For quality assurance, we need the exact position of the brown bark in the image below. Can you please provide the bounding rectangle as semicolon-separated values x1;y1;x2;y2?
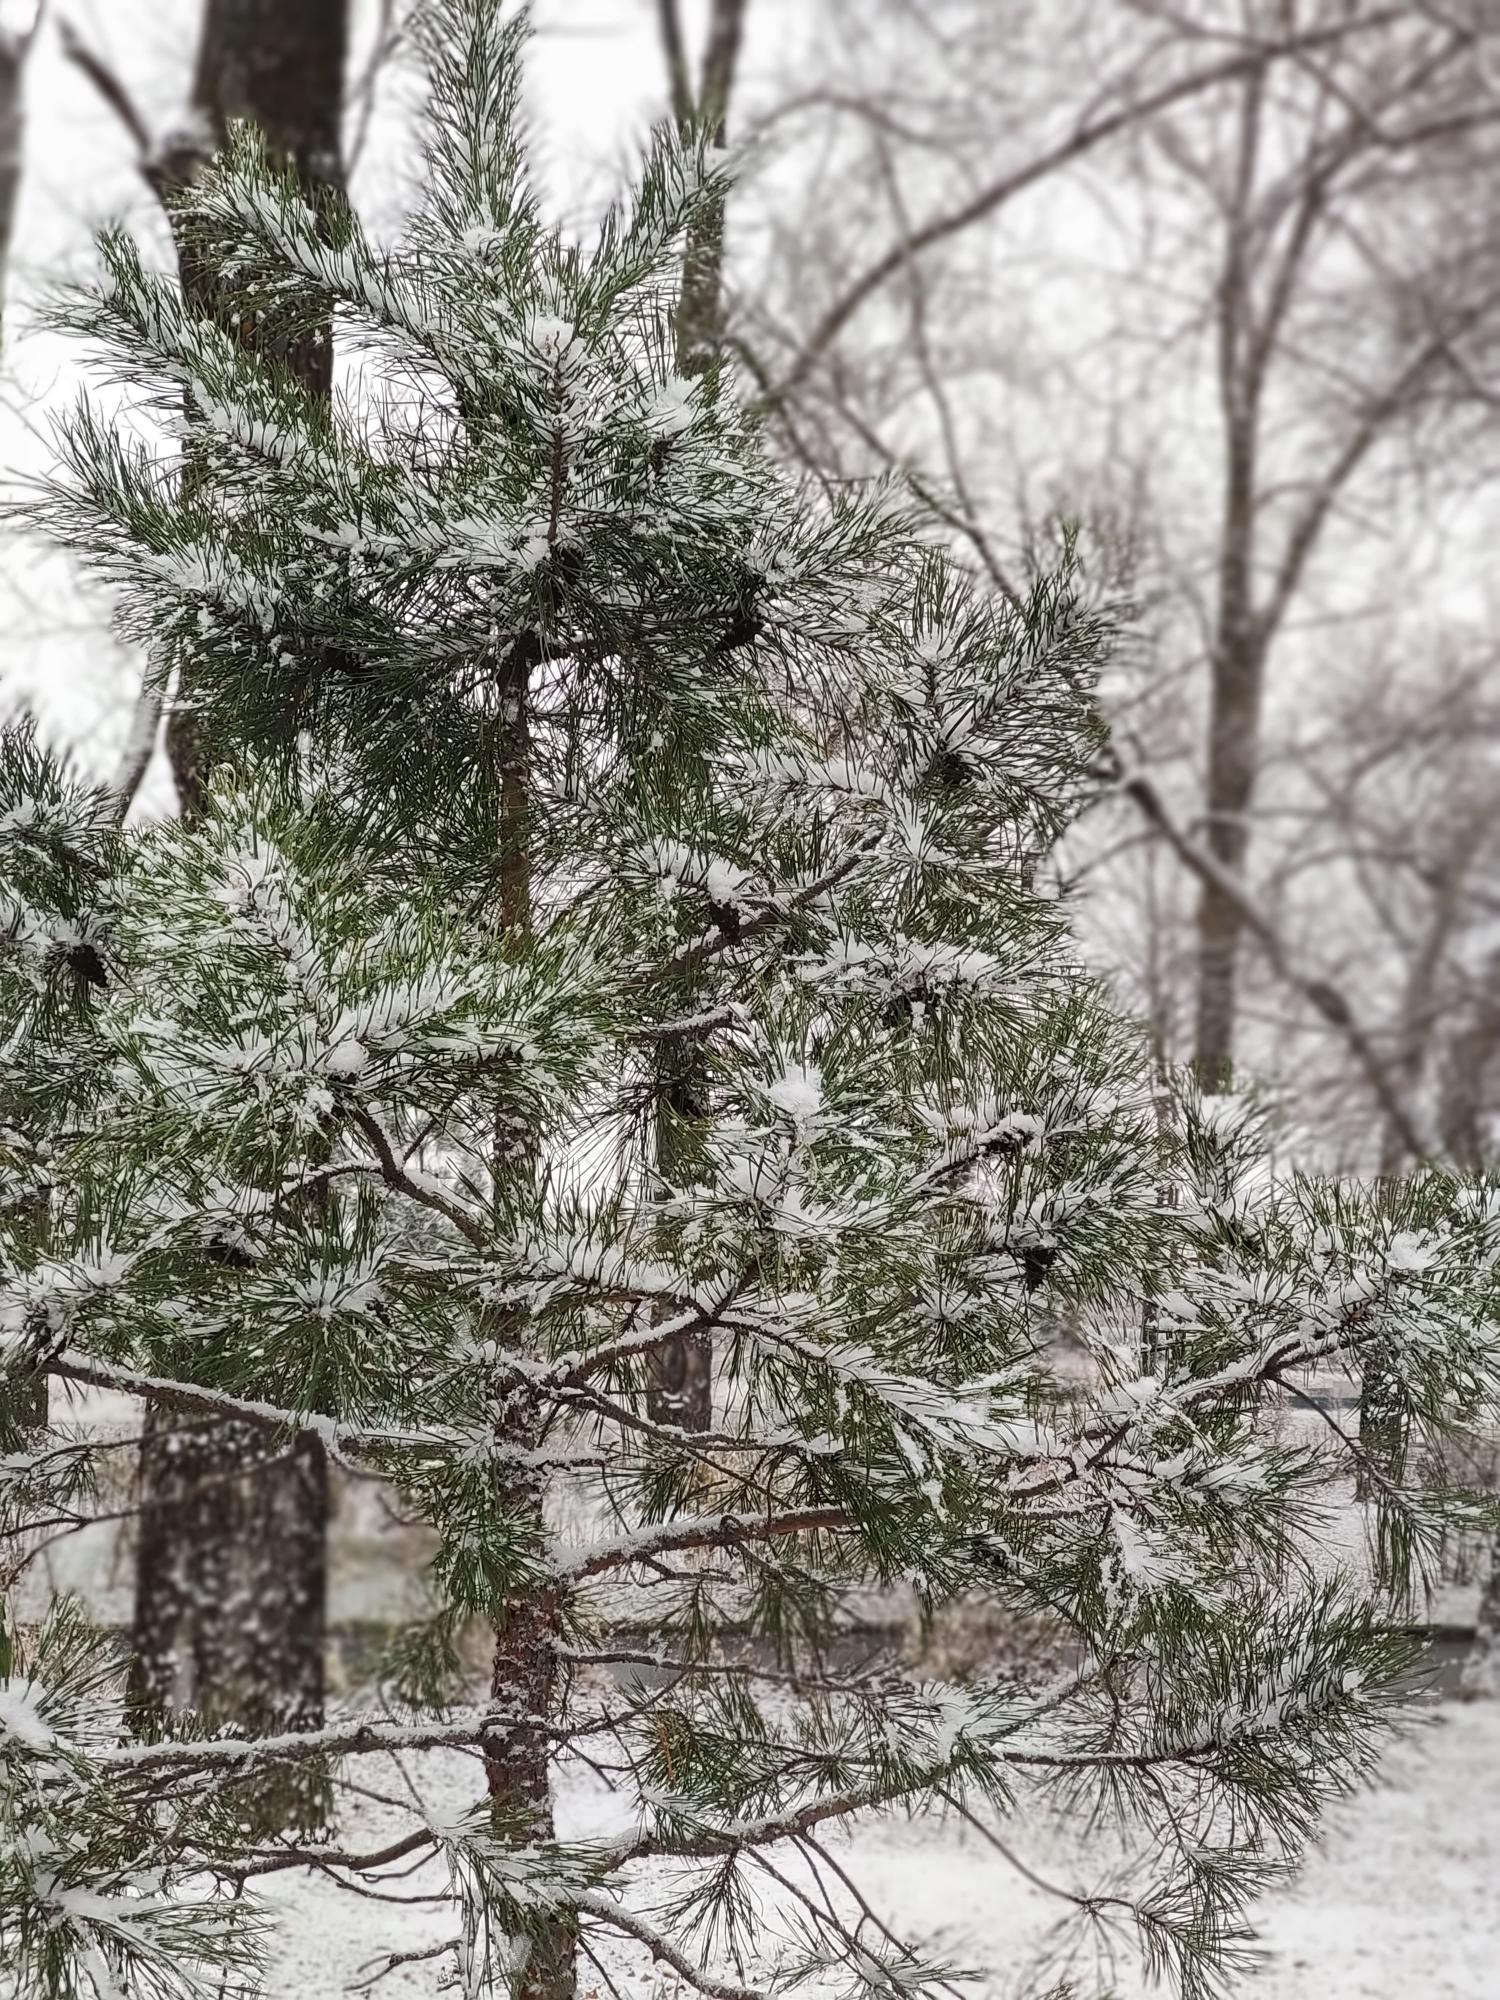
165;0;346;807
130;0;349;1824
480;579;572;1994
486;1383;572;2000
646;0;747;1434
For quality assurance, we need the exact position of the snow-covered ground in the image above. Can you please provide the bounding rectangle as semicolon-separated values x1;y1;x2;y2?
258;1696;1500;2000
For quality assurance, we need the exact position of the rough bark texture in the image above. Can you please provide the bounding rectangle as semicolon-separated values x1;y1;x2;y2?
482;632;576;2000
646;0;746;1433
129;1423;328;1822
131;0;348;1825
486;1392;571;2000
165;0;346;806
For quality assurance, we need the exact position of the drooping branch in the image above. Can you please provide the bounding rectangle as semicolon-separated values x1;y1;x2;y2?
348;1103;491;1251
576;1894;769;2000
43;1349;429;1462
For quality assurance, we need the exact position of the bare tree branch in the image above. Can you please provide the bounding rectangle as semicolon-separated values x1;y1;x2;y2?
1121;766;1429;1159
771;9;1413;401
57;16;153;162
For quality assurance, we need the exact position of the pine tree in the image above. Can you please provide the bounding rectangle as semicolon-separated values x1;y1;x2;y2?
3;5;1500;1996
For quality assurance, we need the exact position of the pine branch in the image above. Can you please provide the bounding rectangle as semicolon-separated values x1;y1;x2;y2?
576;1894;768;2000
348;1104;491;1251
562;1506;853;1582
99;1713;491;1776
647;831;887;986
42;1350;431;1464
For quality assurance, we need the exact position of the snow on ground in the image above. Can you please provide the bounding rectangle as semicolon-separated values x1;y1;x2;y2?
260;1698;1500;2000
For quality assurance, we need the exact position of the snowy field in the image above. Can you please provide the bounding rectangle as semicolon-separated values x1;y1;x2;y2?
257;1695;1500;2000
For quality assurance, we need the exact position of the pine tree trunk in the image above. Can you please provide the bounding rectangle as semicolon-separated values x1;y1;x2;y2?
646;0;746;1435
130;0;348;1827
483;637;575;2000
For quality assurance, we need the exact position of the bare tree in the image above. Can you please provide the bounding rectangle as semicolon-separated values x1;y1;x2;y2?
735;2;1500;1102
1148;4;1500;1084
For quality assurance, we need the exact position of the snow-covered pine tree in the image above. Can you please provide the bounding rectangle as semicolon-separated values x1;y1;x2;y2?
3;4;1500;1996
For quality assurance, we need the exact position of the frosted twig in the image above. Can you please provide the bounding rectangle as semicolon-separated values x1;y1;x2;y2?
575;1893;768;2000
107;677;162;821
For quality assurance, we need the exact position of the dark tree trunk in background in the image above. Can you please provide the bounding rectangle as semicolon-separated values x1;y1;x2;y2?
1193;618;1267;1094
0;8;43;339
130;1425;327;1725
0;26;26;327
165;0;346;805
1191;68;1265;1096
0;22;49;1439
131;0;349;1830
647;0;747;1434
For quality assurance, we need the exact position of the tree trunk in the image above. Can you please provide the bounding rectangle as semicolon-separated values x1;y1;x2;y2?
131;0;348;1825
1192;619;1267;1092
1463;1530;1500;1699
129;1421;328;1827
646;0;746;1433
1191;68;1265;1095
482;633;575;2000
0;23;47;1437
0;10;40;339
164;0;346;805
